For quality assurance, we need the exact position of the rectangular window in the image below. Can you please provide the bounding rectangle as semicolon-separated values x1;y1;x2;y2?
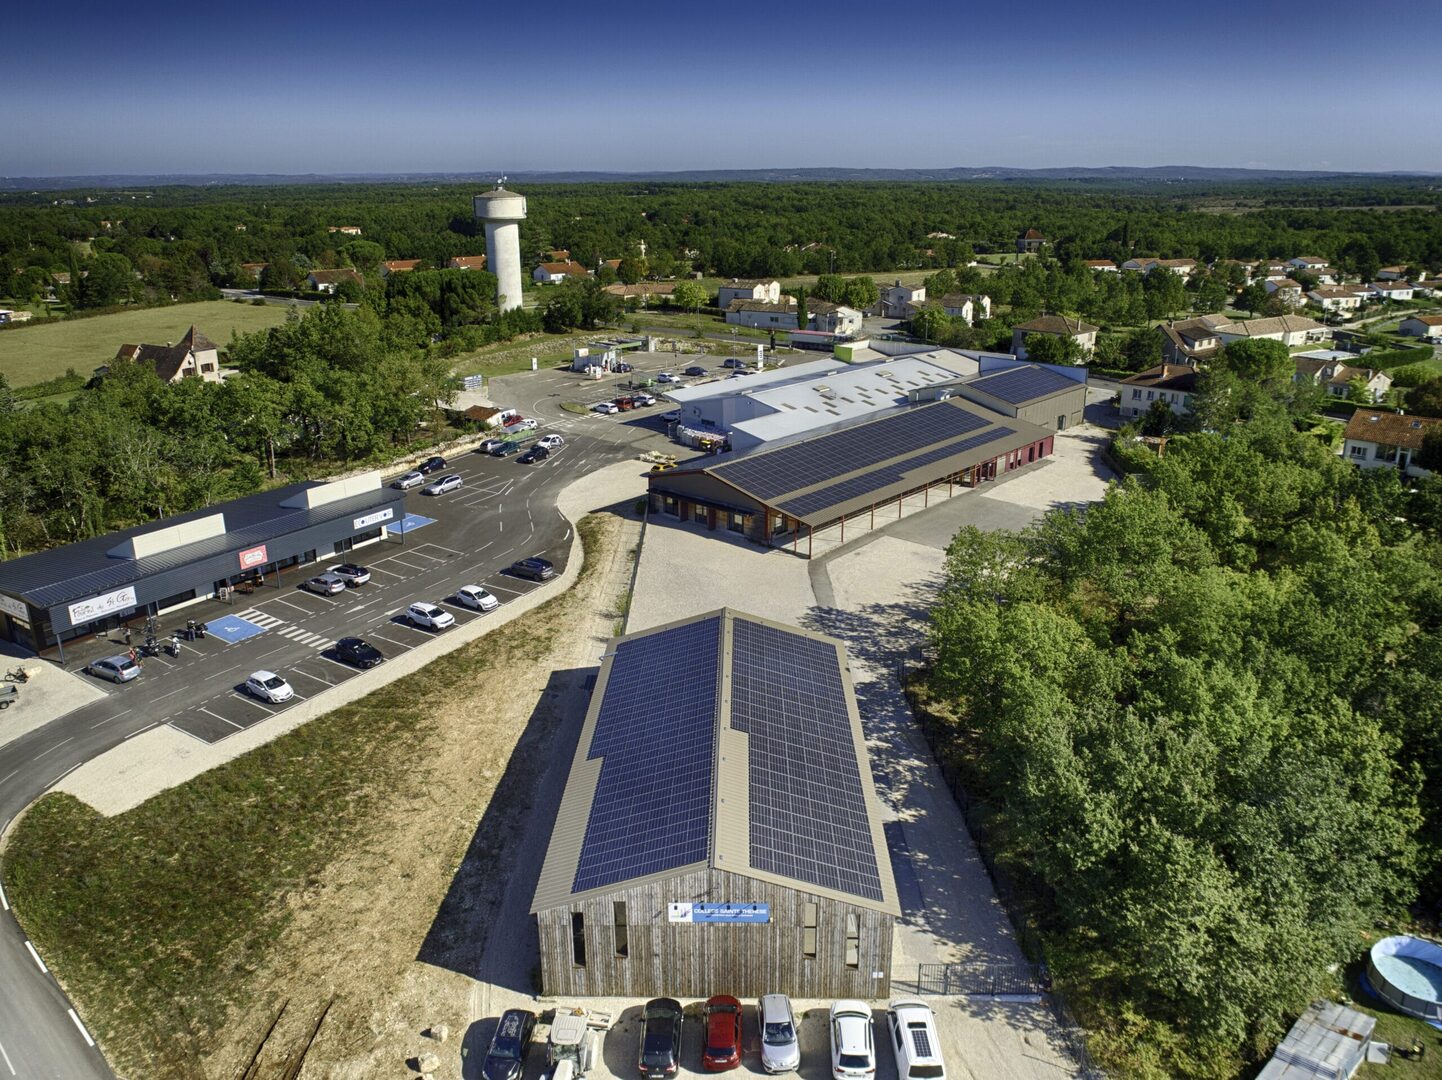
614;901;629;958
571;912;587;967
1146;391;1155;401
802;902;818;958
845;913;860;968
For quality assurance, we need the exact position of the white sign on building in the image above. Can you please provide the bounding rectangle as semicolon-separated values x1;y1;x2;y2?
67;586;138;626
0;593;27;621
353;508;395;531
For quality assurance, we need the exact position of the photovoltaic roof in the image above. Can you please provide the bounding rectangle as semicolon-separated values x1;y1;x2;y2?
963;364;1080;405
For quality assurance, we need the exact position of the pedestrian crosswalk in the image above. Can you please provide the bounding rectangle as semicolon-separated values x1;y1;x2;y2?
235;608;333;650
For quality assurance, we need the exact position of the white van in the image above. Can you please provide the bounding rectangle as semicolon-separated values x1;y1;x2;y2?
885;998;945;1080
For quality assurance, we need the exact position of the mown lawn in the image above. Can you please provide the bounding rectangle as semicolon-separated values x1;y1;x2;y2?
0;300;295;387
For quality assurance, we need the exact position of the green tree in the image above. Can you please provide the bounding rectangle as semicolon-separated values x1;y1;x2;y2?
78;252;135;307
1023;332;1084;365
1418;427;1442;473
1407;378;1442;416
342;240;385;272
671;279;707;313
1238;282;1270;315
1123;325;1165;371
844;276;879;312
1217;337;1293;385
616;256;646;285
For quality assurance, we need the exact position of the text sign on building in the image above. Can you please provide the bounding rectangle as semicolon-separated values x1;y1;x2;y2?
667;902;770;924
353;507;395;531
0;593;27;621
238;544;268;571
67;586;138;626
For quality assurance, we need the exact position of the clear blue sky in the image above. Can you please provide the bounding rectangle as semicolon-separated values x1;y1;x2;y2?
4;0;1439;176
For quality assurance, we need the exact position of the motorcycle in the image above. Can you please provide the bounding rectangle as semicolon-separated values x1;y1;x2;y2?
4;666;31;684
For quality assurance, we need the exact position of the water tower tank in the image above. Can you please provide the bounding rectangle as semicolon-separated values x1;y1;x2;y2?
473;183;528;312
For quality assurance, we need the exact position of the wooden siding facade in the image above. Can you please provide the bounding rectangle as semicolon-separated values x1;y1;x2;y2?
536;867;893;1000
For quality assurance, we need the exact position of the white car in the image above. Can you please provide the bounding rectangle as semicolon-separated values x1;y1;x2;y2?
591;401;620;414
886;999;945;1080
422;473;463;496
830;1001;875;1080
407;602;455;630
392;470;425;490
455;584;500;611
536;434;564;450
656;371;680;383
630;392;657;406
328;562;371;586
759;994;801;1074
245;670;294;704
505;417;539;431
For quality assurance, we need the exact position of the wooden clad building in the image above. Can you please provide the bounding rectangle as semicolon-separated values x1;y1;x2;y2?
531;609;900;1000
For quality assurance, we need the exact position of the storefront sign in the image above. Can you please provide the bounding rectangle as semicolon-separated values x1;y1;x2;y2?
67;586;138;626
667;902;770;924
0;593;26;621
238;544;269;571
353;507;395;531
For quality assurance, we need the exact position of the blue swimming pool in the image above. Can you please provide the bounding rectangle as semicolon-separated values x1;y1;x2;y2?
1368;936;1442;1022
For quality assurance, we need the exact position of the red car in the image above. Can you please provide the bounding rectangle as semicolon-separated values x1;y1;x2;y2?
703;995;743;1071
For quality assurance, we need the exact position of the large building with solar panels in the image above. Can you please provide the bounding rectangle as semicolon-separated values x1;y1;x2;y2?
531;609;900;999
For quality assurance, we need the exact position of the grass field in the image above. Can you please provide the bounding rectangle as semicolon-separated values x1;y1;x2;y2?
0;300;295;387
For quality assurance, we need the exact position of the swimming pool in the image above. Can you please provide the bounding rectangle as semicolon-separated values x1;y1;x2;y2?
1368;936;1442;1022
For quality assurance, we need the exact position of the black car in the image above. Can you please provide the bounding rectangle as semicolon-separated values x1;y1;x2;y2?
418;455;447;474
639;998;684;1080
614;360;633;373
510;557;555;581
335;637;385;668
517;445;550;465
482;1008;537;1080
489;440;522;457
684;365;707;377
722;357;746;369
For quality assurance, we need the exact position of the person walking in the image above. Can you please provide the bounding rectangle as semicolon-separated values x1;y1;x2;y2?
124;625;133;647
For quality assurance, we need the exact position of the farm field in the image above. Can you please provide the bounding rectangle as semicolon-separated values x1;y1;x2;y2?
0;300;294;387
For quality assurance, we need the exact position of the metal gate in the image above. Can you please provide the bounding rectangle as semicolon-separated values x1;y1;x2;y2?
913;961;1050;996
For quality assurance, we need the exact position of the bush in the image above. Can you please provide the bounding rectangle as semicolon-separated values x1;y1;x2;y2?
1389;364;1436;388
1365;345;1434;370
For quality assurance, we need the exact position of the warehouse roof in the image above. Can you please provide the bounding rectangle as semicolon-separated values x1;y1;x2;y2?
959;364;1083;406
530;609;899;914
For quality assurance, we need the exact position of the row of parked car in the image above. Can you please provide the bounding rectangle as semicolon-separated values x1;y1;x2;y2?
482;996;945;1080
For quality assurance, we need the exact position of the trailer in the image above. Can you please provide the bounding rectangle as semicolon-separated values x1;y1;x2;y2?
546;1008;613;1080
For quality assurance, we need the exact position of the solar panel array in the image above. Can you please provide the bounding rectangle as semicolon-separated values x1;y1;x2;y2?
776;427;1016;519
572;616;722;893
968;365;1076;404
908;1026;934;1059
712;404;986;500
729;617;884;902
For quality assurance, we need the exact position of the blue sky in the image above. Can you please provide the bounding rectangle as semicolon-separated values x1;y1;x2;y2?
3;0;1439;176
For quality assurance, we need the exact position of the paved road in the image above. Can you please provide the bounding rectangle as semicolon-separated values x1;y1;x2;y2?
0;361;682;1078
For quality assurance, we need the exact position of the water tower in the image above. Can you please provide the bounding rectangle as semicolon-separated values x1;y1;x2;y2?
473;179;527;312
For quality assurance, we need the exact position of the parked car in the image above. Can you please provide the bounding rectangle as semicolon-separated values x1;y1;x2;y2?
328;563;371;586
662;410;681;422
830;1001;875;1080
591;402;620;414
630;392;656;406
518;445;550;465
613;395;635;411
885;999;945;1080
392;470;425;490
304;572;348;595
479;437;509;453
489;440;523;457
482;1009;538;1080
407;602;455;630
656;371;680;384
422;473;463;495
537;434;564;450
245;670;295;704
722;357;747;369
613;360;633;373
684;365;708;377
505;417;539;431
335;637;384;669
639;998;684;1080
418;455;448;474
703;996;743;1072
759;994;801;1074
87;654;141;684
455;584;500;611
510;557;555;581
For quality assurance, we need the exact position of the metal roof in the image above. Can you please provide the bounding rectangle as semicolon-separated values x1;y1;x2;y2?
661;359;843;404
0;481;400;609
530;609;900;915
961;364;1083;405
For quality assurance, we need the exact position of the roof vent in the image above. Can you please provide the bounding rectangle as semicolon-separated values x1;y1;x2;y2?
1369;415;1379;422
1413;421;1422;428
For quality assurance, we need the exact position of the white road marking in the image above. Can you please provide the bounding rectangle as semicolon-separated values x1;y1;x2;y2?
68;1009;95;1047
0;769;18;787
0;882;8;910
0;1035;14;1075
385;557;430;573
202;708;246;730
271;597;313;614
362;563;402;577
24;940;48;973
50;763;81;787
125;723;158;739
233;693;276;713
419;541;468;557
33;737;73;760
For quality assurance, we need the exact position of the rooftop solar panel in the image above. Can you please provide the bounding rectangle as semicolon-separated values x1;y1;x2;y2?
712;403;986;501
729;617;884;902
967;365;1077;404
572;615;722;893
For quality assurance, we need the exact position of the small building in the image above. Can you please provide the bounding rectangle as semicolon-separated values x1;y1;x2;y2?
599;258;622;273
1010;314;1098;360
327;225;363;236
1256;1000;1375;1080
1264;279;1306;307
1083;259;1118;272
240;262;268;281
603;281;677;304
717;278;783;310
533;261;591;284
1343;409;1442;477
1293;356;1391;403
543;248;571;263
1160;317;1224;365
111;325;223;385
1121;257;1196;279
1120;364;1199;419
939;293;991;324
307;268;363;294
933;362;1088;430
1368;281;1414;302
1376;265;1410;281
380;259;422;276
805;299;864;337
1307;285;1369;313
531;608;900;998
1399;315;1442;341
877;281;925;319
1288;256;1330;272
1016;228;1047;253
1210;314;1326;348
448;255;488;271
725;299;799;330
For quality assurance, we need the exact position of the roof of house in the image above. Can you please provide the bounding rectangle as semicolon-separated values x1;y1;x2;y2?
1266;279;1303;290
529;608;900;915
1013;314;1099;335
726;299;797;314
1294;357;1384;387
1162;318;1224;352
1020;228;1046;240
1255;1000;1376;1080
541;248;570;260
448;255;487;269
382;259;421;272
601;259;622;270
307;268;363;285
1370;281;1413;291
1290;256;1329;264
1083;259;1117;268
1404;315;1442;326
959;364;1084;406
939;293;987;307
1122;364;1200;393
1211;314;1324;337
463;405;504;423
537;261;590;276
1344;409;1442;450
603;281;677;297
719;278;776;288
1308;285;1369;299
114;325;219;382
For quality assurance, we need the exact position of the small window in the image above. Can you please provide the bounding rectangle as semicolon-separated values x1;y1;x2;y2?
802;902;818;958
614;901;629;958
571;912;587;967
845;913;860;968
1131;389;1141;400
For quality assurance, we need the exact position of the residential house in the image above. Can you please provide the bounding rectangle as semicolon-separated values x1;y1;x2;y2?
1307;285;1369;313
1376;265;1410;281
532;261;591;284
542;248;571;263
1293;356;1392;403
599;258;622;273
1399;315;1442;341
1411;280;1442;298
603;281;677;304
805;300;864;337
447;255;488;270
306;268;363;294
939;293;991;324
240;262;268;281
380;259;422;276
1343;409;1442;477
111;325;223;384
1368;281;1414;302
1288;256;1330;272
327;226;363;236
1010;314;1098;359
725;299;800;330
1083;259;1119;272
1119;364;1199;419
1121;257;1197;279
1159;317;1225;365
1016;229;1047;253
1264;278;1306;307
717;278;782;310
1209;314;1326;348
877;280;925;318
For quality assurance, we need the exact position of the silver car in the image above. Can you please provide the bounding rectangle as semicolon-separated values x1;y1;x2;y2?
88;654;141;683
422;473;463;496
392;470;425;490
304;572;347;595
759;994;801;1074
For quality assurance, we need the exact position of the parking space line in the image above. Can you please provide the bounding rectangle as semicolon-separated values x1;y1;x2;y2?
68;1008;96;1047
168;722;215;743
203;707;247;729
383;557;431;573
418;541;468;557
24;940;48;973
299;661;346;680
317;654;359;672
405;549;448;563
485;580;531;596
232;693;276;713
268;596;314;614
364;563;403;577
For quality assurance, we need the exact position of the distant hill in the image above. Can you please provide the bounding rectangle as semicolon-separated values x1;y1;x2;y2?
4;165;1441;191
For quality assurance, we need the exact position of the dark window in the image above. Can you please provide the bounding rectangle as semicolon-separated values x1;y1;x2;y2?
571;912;587;966
845;912;860;968
614;901;629;958
803;902;818;959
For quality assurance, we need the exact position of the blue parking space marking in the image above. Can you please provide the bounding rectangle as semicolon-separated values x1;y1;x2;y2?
388;513;436;535
205;615;270;644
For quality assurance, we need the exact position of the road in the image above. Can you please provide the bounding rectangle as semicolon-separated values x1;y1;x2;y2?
0;358;682;1078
